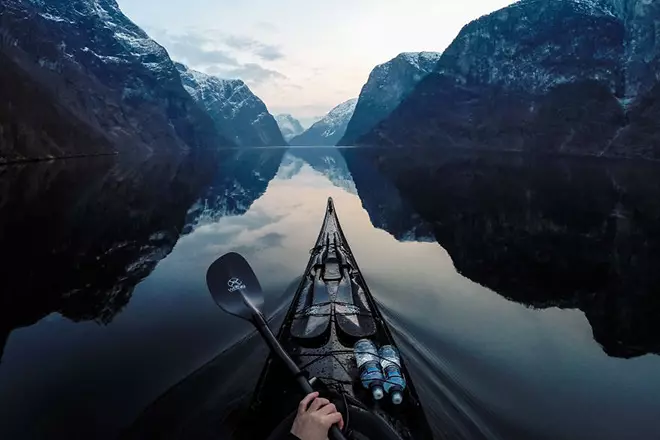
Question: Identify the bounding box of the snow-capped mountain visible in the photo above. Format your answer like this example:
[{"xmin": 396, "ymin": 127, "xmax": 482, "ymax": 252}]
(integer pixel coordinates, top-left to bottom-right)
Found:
[
  {"xmin": 0, "ymin": 0, "xmax": 231, "ymax": 162},
  {"xmin": 177, "ymin": 63, "xmax": 286, "ymax": 147},
  {"xmin": 359, "ymin": 0, "xmax": 660, "ymax": 160},
  {"xmin": 338, "ymin": 52, "xmax": 441, "ymax": 146},
  {"xmin": 275, "ymin": 114, "xmax": 305, "ymax": 142},
  {"xmin": 290, "ymin": 99, "xmax": 358, "ymax": 146}
]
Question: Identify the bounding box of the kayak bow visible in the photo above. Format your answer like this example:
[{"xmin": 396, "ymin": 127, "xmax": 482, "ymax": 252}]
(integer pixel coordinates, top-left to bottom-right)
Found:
[{"xmin": 246, "ymin": 197, "xmax": 433, "ymax": 440}]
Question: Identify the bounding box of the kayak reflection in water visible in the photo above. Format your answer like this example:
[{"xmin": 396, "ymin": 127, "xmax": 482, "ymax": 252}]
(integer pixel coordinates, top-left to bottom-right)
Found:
[{"xmin": 289, "ymin": 392, "xmax": 345, "ymax": 440}]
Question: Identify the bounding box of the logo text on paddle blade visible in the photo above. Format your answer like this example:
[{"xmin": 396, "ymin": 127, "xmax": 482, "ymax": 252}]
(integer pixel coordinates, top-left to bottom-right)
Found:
[{"xmin": 227, "ymin": 277, "xmax": 247, "ymax": 292}]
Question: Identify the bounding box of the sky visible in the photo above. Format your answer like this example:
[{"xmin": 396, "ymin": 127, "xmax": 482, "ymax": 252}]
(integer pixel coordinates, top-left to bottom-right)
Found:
[{"xmin": 117, "ymin": 0, "xmax": 516, "ymax": 122}]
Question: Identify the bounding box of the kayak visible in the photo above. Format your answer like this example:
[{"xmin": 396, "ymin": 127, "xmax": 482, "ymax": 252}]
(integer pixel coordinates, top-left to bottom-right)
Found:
[{"xmin": 245, "ymin": 197, "xmax": 433, "ymax": 440}]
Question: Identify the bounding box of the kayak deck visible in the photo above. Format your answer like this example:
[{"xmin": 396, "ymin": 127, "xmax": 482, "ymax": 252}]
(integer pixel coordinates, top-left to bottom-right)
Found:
[{"xmin": 246, "ymin": 198, "xmax": 432, "ymax": 440}]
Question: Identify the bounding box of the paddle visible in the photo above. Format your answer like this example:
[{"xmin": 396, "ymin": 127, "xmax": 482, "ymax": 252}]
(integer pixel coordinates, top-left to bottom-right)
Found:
[{"xmin": 206, "ymin": 252, "xmax": 348, "ymax": 440}]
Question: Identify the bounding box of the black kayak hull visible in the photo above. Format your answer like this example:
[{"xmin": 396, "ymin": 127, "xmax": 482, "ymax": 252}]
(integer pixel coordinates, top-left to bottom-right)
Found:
[{"xmin": 246, "ymin": 198, "xmax": 433, "ymax": 440}]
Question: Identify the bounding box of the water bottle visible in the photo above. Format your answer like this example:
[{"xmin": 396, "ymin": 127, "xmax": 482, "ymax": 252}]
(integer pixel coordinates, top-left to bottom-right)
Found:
[
  {"xmin": 354, "ymin": 339, "xmax": 385, "ymax": 400},
  {"xmin": 379, "ymin": 345, "xmax": 406, "ymax": 405}
]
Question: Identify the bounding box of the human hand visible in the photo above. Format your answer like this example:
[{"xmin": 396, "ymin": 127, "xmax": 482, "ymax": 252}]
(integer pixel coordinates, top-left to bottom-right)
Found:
[{"xmin": 290, "ymin": 392, "xmax": 344, "ymax": 440}]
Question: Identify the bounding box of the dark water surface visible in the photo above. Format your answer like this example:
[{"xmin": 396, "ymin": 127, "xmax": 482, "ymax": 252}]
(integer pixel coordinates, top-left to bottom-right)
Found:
[{"xmin": 1, "ymin": 148, "xmax": 659, "ymax": 440}]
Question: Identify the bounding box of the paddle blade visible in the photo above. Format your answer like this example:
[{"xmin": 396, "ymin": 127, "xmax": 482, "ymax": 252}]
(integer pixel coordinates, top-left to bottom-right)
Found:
[{"xmin": 206, "ymin": 252, "xmax": 264, "ymax": 320}]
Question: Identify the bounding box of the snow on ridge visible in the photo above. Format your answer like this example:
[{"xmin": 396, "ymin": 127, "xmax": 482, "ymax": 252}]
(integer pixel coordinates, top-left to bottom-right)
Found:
[
  {"xmin": 177, "ymin": 63, "xmax": 259, "ymax": 118},
  {"xmin": 28, "ymin": 0, "xmax": 170, "ymax": 69},
  {"xmin": 371, "ymin": 51, "xmax": 443, "ymax": 79},
  {"xmin": 398, "ymin": 51, "xmax": 443, "ymax": 69},
  {"xmin": 39, "ymin": 12, "xmax": 69, "ymax": 23},
  {"xmin": 313, "ymin": 98, "xmax": 357, "ymax": 137},
  {"xmin": 326, "ymin": 98, "xmax": 358, "ymax": 122},
  {"xmin": 275, "ymin": 114, "xmax": 305, "ymax": 140}
]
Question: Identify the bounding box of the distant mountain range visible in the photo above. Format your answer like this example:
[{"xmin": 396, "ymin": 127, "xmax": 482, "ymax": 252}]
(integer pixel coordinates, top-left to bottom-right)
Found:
[
  {"xmin": 290, "ymin": 99, "xmax": 357, "ymax": 146},
  {"xmin": 177, "ymin": 63, "xmax": 285, "ymax": 147},
  {"xmin": 275, "ymin": 114, "xmax": 305, "ymax": 142}
]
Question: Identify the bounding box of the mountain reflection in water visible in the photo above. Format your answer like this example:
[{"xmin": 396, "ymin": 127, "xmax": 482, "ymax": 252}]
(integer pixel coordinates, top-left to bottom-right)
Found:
[{"xmin": 1, "ymin": 148, "xmax": 659, "ymax": 440}]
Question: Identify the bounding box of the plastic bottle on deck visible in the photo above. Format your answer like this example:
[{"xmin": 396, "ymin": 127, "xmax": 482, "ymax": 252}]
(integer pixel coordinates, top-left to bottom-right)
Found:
[
  {"xmin": 378, "ymin": 345, "xmax": 406, "ymax": 405},
  {"xmin": 354, "ymin": 339, "xmax": 385, "ymax": 400}
]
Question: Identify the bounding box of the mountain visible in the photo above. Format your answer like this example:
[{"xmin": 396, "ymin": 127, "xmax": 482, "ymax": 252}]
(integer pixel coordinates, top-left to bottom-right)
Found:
[
  {"xmin": 290, "ymin": 98, "xmax": 358, "ymax": 146},
  {"xmin": 177, "ymin": 63, "xmax": 286, "ymax": 147},
  {"xmin": 338, "ymin": 52, "xmax": 441, "ymax": 146},
  {"xmin": 358, "ymin": 0, "xmax": 660, "ymax": 160},
  {"xmin": 275, "ymin": 114, "xmax": 305, "ymax": 142},
  {"xmin": 0, "ymin": 0, "xmax": 231, "ymax": 163},
  {"xmin": 299, "ymin": 115, "xmax": 324, "ymax": 129}
]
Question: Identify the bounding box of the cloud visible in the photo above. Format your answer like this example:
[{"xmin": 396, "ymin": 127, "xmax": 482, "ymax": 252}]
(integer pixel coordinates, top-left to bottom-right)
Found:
[
  {"xmin": 148, "ymin": 27, "xmax": 284, "ymax": 68},
  {"xmin": 148, "ymin": 29, "xmax": 239, "ymax": 67},
  {"xmin": 214, "ymin": 63, "xmax": 287, "ymax": 85},
  {"xmin": 223, "ymin": 35, "xmax": 284, "ymax": 61},
  {"xmin": 255, "ymin": 21, "xmax": 279, "ymax": 33},
  {"xmin": 254, "ymin": 45, "xmax": 284, "ymax": 61}
]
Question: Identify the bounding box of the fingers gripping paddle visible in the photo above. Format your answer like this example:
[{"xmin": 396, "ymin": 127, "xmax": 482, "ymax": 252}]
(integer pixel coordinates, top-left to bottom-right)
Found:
[{"xmin": 206, "ymin": 253, "xmax": 347, "ymax": 440}]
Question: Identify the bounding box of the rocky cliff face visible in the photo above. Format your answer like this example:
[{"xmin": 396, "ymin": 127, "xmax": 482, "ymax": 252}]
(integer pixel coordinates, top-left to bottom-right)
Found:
[
  {"xmin": 359, "ymin": 0, "xmax": 660, "ymax": 160},
  {"xmin": 275, "ymin": 114, "xmax": 305, "ymax": 142},
  {"xmin": 177, "ymin": 63, "xmax": 286, "ymax": 147},
  {"xmin": 338, "ymin": 52, "xmax": 441, "ymax": 145},
  {"xmin": 0, "ymin": 0, "xmax": 231, "ymax": 162},
  {"xmin": 290, "ymin": 99, "xmax": 357, "ymax": 146}
]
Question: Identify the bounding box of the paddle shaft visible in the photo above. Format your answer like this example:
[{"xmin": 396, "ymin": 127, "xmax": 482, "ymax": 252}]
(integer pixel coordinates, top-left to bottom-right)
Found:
[{"xmin": 252, "ymin": 311, "xmax": 347, "ymax": 440}]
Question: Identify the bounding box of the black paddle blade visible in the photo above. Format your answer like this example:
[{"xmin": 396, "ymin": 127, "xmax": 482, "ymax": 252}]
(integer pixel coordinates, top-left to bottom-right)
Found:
[{"xmin": 206, "ymin": 252, "xmax": 264, "ymax": 320}]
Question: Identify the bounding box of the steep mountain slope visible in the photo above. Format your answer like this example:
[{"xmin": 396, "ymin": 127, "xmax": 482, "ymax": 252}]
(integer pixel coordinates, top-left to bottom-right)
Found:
[
  {"xmin": 290, "ymin": 99, "xmax": 357, "ymax": 146},
  {"xmin": 338, "ymin": 52, "xmax": 441, "ymax": 145},
  {"xmin": 0, "ymin": 0, "xmax": 230, "ymax": 162},
  {"xmin": 359, "ymin": 0, "xmax": 660, "ymax": 159},
  {"xmin": 275, "ymin": 114, "xmax": 305, "ymax": 142},
  {"xmin": 177, "ymin": 63, "xmax": 286, "ymax": 147}
]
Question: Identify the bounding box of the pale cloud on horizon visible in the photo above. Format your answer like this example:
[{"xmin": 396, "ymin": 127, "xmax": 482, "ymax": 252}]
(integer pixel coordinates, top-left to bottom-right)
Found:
[{"xmin": 118, "ymin": 0, "xmax": 517, "ymax": 119}]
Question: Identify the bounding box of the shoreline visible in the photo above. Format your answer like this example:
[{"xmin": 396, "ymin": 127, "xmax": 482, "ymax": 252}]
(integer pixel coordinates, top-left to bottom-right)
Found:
[{"xmin": 0, "ymin": 151, "xmax": 119, "ymax": 167}]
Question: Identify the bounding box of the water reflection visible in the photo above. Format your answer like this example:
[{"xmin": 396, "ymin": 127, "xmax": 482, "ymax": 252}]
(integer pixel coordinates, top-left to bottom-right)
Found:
[
  {"xmin": 349, "ymin": 149, "xmax": 660, "ymax": 359},
  {"xmin": 1, "ymin": 148, "xmax": 659, "ymax": 440},
  {"xmin": 0, "ymin": 155, "xmax": 213, "ymax": 364}
]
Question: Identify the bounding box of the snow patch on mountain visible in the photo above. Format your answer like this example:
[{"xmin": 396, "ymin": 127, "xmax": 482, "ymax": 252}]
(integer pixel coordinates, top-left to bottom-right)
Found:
[
  {"xmin": 275, "ymin": 114, "xmax": 305, "ymax": 141},
  {"xmin": 321, "ymin": 99, "xmax": 358, "ymax": 137},
  {"xmin": 339, "ymin": 51, "xmax": 441, "ymax": 145},
  {"xmin": 177, "ymin": 62, "xmax": 286, "ymax": 146},
  {"xmin": 289, "ymin": 98, "xmax": 357, "ymax": 146}
]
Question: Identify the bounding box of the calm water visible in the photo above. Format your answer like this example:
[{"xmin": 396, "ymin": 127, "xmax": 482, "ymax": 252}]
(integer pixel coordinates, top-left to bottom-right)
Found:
[{"xmin": 1, "ymin": 148, "xmax": 659, "ymax": 440}]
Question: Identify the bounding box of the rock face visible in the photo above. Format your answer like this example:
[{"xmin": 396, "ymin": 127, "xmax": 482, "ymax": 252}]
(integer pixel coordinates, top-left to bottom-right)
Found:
[
  {"xmin": 359, "ymin": 0, "xmax": 660, "ymax": 160},
  {"xmin": 0, "ymin": 0, "xmax": 231, "ymax": 163},
  {"xmin": 290, "ymin": 98, "xmax": 358, "ymax": 146},
  {"xmin": 177, "ymin": 63, "xmax": 286, "ymax": 147},
  {"xmin": 338, "ymin": 52, "xmax": 441, "ymax": 145},
  {"xmin": 275, "ymin": 114, "xmax": 305, "ymax": 142}
]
